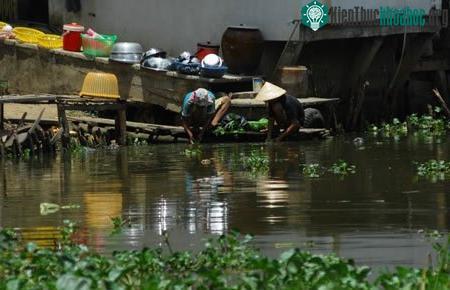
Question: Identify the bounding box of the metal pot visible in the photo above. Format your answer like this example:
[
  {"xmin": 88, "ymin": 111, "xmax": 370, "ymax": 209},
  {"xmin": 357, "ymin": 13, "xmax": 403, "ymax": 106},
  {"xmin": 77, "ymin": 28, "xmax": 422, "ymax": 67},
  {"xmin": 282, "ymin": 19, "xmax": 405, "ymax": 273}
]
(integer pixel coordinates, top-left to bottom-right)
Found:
[
  {"xmin": 110, "ymin": 42, "xmax": 143, "ymax": 64},
  {"xmin": 111, "ymin": 42, "xmax": 143, "ymax": 54},
  {"xmin": 143, "ymin": 48, "xmax": 167, "ymax": 59}
]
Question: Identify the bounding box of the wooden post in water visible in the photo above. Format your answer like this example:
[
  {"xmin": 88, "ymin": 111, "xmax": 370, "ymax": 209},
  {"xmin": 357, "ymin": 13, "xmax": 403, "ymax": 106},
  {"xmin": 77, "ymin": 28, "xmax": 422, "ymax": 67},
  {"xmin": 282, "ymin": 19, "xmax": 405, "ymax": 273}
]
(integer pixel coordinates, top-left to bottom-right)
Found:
[
  {"xmin": 57, "ymin": 104, "xmax": 71, "ymax": 148},
  {"xmin": 0, "ymin": 80, "xmax": 7, "ymax": 131},
  {"xmin": 115, "ymin": 101, "xmax": 127, "ymax": 145}
]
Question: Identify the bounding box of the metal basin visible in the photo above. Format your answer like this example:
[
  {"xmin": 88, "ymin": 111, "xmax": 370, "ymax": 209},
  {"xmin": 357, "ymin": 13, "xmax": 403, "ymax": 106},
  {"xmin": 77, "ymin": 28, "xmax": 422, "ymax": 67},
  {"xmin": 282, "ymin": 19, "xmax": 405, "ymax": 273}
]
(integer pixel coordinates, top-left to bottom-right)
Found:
[{"xmin": 110, "ymin": 42, "xmax": 143, "ymax": 64}]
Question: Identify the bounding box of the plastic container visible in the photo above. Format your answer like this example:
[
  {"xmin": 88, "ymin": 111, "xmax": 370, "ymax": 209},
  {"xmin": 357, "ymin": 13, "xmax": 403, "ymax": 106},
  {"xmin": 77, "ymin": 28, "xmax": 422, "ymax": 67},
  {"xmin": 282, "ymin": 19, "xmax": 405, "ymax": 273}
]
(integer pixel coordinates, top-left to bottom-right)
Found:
[
  {"xmin": 0, "ymin": 22, "xmax": 8, "ymax": 30},
  {"xmin": 80, "ymin": 72, "xmax": 120, "ymax": 99},
  {"xmin": 38, "ymin": 34, "xmax": 63, "ymax": 49},
  {"xmin": 13, "ymin": 27, "xmax": 45, "ymax": 44},
  {"xmin": 63, "ymin": 23, "xmax": 84, "ymax": 52},
  {"xmin": 200, "ymin": 65, "xmax": 228, "ymax": 78},
  {"xmin": 81, "ymin": 34, "xmax": 117, "ymax": 57},
  {"xmin": 196, "ymin": 42, "xmax": 220, "ymax": 60}
]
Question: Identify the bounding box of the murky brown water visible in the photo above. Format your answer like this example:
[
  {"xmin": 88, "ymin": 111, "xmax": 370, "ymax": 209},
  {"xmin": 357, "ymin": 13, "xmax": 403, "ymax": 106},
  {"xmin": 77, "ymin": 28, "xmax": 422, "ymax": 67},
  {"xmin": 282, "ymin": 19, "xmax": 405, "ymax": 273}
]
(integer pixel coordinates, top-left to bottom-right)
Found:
[{"xmin": 0, "ymin": 135, "xmax": 449, "ymax": 268}]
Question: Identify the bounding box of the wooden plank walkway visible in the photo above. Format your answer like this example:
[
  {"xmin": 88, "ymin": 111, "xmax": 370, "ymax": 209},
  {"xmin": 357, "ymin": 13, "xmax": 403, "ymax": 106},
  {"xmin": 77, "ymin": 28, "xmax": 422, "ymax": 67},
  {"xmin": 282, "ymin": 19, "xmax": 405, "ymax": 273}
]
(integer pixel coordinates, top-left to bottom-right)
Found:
[
  {"xmin": 231, "ymin": 96, "xmax": 340, "ymax": 108},
  {"xmin": 1, "ymin": 94, "xmax": 331, "ymax": 142}
]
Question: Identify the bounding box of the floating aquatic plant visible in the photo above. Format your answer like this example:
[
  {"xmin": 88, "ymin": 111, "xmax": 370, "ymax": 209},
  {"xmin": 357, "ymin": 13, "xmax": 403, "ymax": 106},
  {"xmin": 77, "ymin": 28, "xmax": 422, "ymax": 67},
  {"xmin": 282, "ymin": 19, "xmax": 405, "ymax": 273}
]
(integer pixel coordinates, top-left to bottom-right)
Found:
[
  {"xmin": 329, "ymin": 160, "xmax": 356, "ymax": 175},
  {"xmin": 0, "ymin": 224, "xmax": 448, "ymax": 290},
  {"xmin": 40, "ymin": 203, "xmax": 80, "ymax": 216},
  {"xmin": 301, "ymin": 163, "xmax": 323, "ymax": 178},
  {"xmin": 369, "ymin": 108, "xmax": 450, "ymax": 139},
  {"xmin": 184, "ymin": 147, "xmax": 202, "ymax": 157},
  {"xmin": 242, "ymin": 150, "xmax": 269, "ymax": 174},
  {"xmin": 110, "ymin": 216, "xmax": 131, "ymax": 234},
  {"xmin": 416, "ymin": 160, "xmax": 450, "ymax": 181},
  {"xmin": 369, "ymin": 118, "xmax": 408, "ymax": 138}
]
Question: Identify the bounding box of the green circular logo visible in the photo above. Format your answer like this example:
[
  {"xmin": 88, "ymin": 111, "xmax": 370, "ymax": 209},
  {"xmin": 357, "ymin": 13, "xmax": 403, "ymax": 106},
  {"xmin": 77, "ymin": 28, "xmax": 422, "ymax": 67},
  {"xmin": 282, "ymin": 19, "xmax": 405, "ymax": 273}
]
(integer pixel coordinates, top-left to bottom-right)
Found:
[{"xmin": 301, "ymin": 1, "xmax": 329, "ymax": 31}]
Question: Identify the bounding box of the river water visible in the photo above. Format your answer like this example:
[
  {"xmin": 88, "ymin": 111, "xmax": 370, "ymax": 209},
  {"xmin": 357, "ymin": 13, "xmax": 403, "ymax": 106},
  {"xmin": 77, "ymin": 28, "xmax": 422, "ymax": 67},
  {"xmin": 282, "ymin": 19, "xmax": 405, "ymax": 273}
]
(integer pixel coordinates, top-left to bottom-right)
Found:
[{"xmin": 0, "ymin": 135, "xmax": 449, "ymax": 269}]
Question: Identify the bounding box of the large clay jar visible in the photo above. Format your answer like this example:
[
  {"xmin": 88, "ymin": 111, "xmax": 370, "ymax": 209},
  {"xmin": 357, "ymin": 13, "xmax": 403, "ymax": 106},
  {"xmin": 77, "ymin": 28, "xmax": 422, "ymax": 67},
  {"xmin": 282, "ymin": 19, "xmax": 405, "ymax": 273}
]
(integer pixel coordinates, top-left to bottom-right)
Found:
[{"xmin": 221, "ymin": 25, "xmax": 264, "ymax": 74}]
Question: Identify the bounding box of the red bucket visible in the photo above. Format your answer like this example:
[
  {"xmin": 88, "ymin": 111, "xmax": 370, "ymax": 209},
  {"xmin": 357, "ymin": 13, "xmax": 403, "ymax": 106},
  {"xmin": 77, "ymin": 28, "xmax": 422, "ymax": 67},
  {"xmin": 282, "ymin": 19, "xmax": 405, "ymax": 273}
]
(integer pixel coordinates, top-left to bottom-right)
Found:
[
  {"xmin": 196, "ymin": 42, "xmax": 220, "ymax": 60},
  {"xmin": 63, "ymin": 23, "xmax": 85, "ymax": 52}
]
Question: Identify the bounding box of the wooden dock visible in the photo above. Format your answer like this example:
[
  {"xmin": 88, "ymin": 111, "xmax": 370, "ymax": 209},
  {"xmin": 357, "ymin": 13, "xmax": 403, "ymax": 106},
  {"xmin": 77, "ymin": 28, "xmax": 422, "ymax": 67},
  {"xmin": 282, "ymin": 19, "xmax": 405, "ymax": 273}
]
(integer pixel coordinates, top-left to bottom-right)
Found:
[{"xmin": 1, "ymin": 94, "xmax": 331, "ymax": 144}]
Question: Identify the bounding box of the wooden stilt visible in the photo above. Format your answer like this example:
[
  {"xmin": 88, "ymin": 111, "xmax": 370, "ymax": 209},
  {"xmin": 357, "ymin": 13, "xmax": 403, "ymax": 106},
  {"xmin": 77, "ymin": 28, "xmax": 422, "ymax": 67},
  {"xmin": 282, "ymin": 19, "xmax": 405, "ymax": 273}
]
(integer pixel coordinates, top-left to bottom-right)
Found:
[
  {"xmin": 116, "ymin": 104, "xmax": 127, "ymax": 145},
  {"xmin": 345, "ymin": 37, "xmax": 384, "ymax": 129},
  {"xmin": 57, "ymin": 104, "xmax": 70, "ymax": 149},
  {"xmin": 385, "ymin": 34, "xmax": 435, "ymax": 117},
  {"xmin": 436, "ymin": 70, "xmax": 449, "ymax": 102}
]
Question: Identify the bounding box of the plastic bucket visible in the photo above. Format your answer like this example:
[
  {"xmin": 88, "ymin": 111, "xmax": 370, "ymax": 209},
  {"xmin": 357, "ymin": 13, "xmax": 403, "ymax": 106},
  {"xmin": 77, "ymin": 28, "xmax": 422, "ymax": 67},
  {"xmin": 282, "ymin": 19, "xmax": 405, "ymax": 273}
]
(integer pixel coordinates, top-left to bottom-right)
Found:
[
  {"xmin": 62, "ymin": 23, "xmax": 84, "ymax": 52},
  {"xmin": 196, "ymin": 42, "xmax": 220, "ymax": 60},
  {"xmin": 63, "ymin": 31, "xmax": 83, "ymax": 52}
]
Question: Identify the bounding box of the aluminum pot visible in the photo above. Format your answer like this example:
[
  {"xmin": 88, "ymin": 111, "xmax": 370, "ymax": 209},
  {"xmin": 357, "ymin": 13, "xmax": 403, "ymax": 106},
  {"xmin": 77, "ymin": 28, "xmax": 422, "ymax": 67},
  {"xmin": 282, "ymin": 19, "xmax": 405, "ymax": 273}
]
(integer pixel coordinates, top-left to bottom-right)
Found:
[
  {"xmin": 110, "ymin": 42, "xmax": 144, "ymax": 64},
  {"xmin": 142, "ymin": 48, "xmax": 167, "ymax": 59}
]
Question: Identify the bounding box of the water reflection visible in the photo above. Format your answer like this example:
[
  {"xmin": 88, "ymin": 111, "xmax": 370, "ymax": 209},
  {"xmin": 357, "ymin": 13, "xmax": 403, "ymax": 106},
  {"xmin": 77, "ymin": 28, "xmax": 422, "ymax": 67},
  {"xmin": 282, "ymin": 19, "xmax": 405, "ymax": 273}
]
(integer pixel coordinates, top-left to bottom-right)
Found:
[{"xmin": 0, "ymin": 136, "xmax": 449, "ymax": 268}]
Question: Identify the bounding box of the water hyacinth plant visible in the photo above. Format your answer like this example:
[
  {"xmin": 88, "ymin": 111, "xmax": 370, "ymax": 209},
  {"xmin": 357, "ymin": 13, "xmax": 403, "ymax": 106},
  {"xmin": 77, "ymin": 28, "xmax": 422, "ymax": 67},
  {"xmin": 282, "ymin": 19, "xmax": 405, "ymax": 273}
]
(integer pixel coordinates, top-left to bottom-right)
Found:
[
  {"xmin": 242, "ymin": 150, "xmax": 269, "ymax": 174},
  {"xmin": 0, "ymin": 225, "xmax": 448, "ymax": 289},
  {"xmin": 369, "ymin": 108, "xmax": 450, "ymax": 139},
  {"xmin": 301, "ymin": 163, "xmax": 323, "ymax": 178},
  {"xmin": 416, "ymin": 160, "xmax": 450, "ymax": 181},
  {"xmin": 184, "ymin": 147, "xmax": 202, "ymax": 157},
  {"xmin": 329, "ymin": 160, "xmax": 356, "ymax": 175}
]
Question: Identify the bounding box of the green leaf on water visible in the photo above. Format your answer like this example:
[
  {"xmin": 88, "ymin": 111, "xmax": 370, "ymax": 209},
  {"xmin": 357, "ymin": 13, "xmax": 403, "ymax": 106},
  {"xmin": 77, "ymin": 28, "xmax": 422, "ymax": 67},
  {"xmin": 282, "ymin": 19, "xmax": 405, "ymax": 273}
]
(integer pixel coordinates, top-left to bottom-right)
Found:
[
  {"xmin": 56, "ymin": 274, "xmax": 92, "ymax": 290},
  {"xmin": 40, "ymin": 203, "xmax": 60, "ymax": 215}
]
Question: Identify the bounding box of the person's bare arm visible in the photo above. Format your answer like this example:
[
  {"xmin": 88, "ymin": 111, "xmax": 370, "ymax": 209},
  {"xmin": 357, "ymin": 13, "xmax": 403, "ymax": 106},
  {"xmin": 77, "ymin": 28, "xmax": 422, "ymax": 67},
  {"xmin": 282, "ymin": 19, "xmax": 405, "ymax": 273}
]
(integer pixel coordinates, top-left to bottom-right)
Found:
[
  {"xmin": 182, "ymin": 118, "xmax": 196, "ymax": 144},
  {"xmin": 266, "ymin": 118, "xmax": 275, "ymax": 142},
  {"xmin": 276, "ymin": 122, "xmax": 300, "ymax": 142},
  {"xmin": 197, "ymin": 114, "xmax": 215, "ymax": 142}
]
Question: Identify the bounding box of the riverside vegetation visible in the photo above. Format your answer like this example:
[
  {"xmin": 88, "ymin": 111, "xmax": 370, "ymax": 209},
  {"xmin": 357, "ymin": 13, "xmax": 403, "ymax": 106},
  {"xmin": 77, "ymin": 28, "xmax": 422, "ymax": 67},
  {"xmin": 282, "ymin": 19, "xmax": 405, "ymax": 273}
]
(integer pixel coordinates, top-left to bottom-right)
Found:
[
  {"xmin": 368, "ymin": 108, "xmax": 450, "ymax": 140},
  {"xmin": 0, "ymin": 221, "xmax": 448, "ymax": 290},
  {"xmin": 300, "ymin": 160, "xmax": 356, "ymax": 178}
]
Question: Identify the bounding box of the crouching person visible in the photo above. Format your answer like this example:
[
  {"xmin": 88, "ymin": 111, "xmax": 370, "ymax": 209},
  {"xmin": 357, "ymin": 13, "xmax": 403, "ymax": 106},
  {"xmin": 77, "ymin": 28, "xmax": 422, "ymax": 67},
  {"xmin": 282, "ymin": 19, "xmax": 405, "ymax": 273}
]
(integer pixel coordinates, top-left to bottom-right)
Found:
[
  {"xmin": 181, "ymin": 88, "xmax": 231, "ymax": 144},
  {"xmin": 255, "ymin": 82, "xmax": 305, "ymax": 142}
]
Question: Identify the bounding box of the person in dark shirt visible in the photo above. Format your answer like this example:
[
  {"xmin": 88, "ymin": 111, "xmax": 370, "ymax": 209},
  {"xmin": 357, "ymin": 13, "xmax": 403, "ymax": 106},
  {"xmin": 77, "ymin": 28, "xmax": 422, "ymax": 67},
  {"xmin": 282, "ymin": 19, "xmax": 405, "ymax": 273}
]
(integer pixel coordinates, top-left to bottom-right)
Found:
[{"xmin": 255, "ymin": 82, "xmax": 305, "ymax": 142}]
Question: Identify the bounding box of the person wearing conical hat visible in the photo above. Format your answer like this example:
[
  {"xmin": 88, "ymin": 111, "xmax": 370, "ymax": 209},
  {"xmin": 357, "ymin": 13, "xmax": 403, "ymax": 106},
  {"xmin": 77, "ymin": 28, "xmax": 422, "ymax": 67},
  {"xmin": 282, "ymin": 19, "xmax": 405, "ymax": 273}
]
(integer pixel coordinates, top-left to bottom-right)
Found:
[
  {"xmin": 181, "ymin": 88, "xmax": 231, "ymax": 144},
  {"xmin": 255, "ymin": 82, "xmax": 305, "ymax": 142}
]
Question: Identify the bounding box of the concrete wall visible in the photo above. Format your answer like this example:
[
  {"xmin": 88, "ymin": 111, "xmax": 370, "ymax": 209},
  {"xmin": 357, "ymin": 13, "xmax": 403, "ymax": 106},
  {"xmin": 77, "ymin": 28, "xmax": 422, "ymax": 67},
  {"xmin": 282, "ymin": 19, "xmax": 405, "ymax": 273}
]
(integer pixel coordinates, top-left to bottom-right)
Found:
[{"xmin": 47, "ymin": 0, "xmax": 440, "ymax": 55}]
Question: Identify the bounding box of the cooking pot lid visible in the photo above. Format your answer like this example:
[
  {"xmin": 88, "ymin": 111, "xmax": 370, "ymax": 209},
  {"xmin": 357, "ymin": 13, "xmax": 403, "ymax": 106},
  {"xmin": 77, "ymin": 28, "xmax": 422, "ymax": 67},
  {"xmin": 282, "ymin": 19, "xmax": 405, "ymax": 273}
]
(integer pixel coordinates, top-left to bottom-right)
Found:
[
  {"xmin": 63, "ymin": 23, "xmax": 85, "ymax": 32},
  {"xmin": 227, "ymin": 25, "xmax": 259, "ymax": 30}
]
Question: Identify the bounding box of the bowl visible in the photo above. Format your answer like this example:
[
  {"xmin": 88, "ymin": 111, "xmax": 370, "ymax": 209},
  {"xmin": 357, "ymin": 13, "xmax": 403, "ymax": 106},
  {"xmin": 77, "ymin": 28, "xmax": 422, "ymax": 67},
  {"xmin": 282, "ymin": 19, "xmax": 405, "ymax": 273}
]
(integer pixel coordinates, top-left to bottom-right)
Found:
[
  {"xmin": 110, "ymin": 53, "xmax": 142, "ymax": 64},
  {"xmin": 110, "ymin": 43, "xmax": 143, "ymax": 63},
  {"xmin": 143, "ymin": 48, "xmax": 166, "ymax": 59},
  {"xmin": 80, "ymin": 72, "xmax": 120, "ymax": 99},
  {"xmin": 111, "ymin": 42, "xmax": 143, "ymax": 54},
  {"xmin": 0, "ymin": 22, "xmax": 9, "ymax": 30},
  {"xmin": 81, "ymin": 34, "xmax": 117, "ymax": 57}
]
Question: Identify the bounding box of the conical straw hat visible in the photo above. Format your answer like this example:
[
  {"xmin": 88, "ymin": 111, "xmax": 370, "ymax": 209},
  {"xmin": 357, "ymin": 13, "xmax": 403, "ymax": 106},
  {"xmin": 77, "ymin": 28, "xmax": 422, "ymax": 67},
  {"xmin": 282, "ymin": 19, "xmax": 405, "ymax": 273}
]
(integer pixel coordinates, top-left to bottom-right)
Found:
[{"xmin": 255, "ymin": 82, "xmax": 287, "ymax": 102}]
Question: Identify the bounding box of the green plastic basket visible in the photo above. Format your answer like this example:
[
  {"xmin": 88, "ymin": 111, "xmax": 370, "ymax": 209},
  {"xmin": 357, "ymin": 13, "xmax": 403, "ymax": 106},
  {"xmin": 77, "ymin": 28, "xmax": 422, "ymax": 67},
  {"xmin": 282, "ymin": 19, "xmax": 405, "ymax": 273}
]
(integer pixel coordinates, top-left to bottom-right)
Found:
[{"xmin": 81, "ymin": 34, "xmax": 117, "ymax": 57}]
